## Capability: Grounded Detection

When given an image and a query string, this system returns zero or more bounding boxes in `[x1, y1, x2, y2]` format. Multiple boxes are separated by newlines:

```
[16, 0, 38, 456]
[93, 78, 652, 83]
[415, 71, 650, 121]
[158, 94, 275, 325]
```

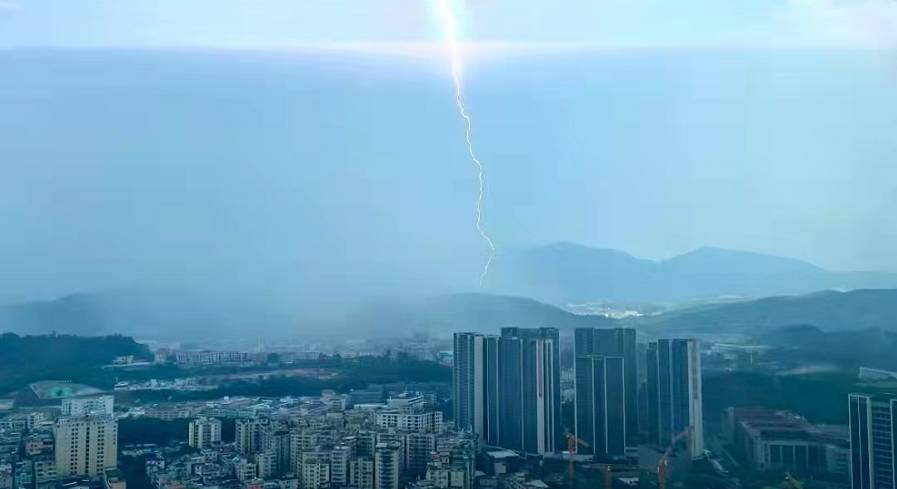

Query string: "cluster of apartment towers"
[453, 327, 704, 460]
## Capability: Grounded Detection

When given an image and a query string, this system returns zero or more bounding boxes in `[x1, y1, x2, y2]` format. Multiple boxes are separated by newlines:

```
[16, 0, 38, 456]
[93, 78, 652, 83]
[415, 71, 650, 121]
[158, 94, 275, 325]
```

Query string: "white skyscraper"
[54, 415, 118, 477]
[61, 396, 114, 416]
[350, 458, 374, 489]
[374, 442, 400, 489]
[188, 417, 222, 449]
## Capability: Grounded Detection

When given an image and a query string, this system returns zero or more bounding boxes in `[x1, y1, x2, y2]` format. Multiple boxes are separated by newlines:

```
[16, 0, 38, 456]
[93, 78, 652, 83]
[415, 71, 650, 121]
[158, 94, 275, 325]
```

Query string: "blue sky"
[1, 0, 896, 51]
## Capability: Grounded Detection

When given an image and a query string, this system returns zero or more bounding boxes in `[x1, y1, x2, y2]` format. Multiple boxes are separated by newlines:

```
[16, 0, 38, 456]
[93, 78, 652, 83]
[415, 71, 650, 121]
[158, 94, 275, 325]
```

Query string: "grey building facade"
[849, 393, 897, 489]
[574, 355, 626, 458]
[453, 328, 560, 455]
[574, 328, 638, 445]
[453, 333, 485, 435]
[646, 339, 704, 458]
[499, 327, 561, 454]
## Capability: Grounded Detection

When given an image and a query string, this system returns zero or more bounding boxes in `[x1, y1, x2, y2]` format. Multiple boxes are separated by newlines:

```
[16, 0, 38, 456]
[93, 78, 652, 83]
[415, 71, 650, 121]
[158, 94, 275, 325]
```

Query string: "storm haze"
[3, 49, 897, 309]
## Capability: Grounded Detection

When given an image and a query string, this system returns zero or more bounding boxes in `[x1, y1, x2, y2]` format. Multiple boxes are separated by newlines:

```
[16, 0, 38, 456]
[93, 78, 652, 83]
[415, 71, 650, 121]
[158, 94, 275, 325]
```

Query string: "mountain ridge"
[4, 287, 897, 339]
[0, 289, 616, 339]
[486, 242, 897, 306]
[629, 288, 897, 334]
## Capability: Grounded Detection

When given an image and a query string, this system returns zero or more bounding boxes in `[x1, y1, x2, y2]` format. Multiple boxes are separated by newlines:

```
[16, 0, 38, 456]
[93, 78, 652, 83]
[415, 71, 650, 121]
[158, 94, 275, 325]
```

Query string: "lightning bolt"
[436, 0, 496, 287]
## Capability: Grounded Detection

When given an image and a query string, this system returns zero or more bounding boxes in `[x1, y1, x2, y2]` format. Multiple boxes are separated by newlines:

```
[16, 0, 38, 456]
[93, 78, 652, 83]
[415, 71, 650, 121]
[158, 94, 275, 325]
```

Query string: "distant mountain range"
[0, 289, 294, 340]
[759, 324, 897, 366]
[341, 293, 614, 337]
[0, 333, 151, 395]
[0, 289, 613, 339]
[631, 288, 897, 334]
[485, 243, 897, 306]
[3, 286, 897, 339]
[3, 244, 896, 338]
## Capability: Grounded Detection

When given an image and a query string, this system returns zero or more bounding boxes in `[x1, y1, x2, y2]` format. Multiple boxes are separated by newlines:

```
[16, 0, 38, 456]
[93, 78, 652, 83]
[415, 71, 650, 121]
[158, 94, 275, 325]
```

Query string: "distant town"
[0, 325, 893, 489]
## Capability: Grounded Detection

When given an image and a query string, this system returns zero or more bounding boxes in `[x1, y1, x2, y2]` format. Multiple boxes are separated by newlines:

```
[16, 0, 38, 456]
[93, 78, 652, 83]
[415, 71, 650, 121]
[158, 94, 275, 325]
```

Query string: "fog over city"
[1, 49, 894, 331]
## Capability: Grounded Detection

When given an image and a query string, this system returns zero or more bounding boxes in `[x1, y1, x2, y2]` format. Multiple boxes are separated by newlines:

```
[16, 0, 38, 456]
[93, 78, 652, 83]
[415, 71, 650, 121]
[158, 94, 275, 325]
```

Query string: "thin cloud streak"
[2, 0, 897, 51]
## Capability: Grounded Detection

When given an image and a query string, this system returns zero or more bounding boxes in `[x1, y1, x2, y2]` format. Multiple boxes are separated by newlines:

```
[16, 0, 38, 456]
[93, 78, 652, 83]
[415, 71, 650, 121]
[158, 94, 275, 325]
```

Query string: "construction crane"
[566, 433, 589, 488]
[784, 473, 804, 489]
[657, 427, 693, 489]
[596, 463, 639, 489]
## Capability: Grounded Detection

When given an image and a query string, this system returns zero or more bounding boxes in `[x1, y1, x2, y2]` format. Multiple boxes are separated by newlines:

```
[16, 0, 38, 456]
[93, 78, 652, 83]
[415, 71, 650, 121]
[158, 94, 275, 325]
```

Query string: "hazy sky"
[1, 0, 897, 51]
[2, 1, 897, 304]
